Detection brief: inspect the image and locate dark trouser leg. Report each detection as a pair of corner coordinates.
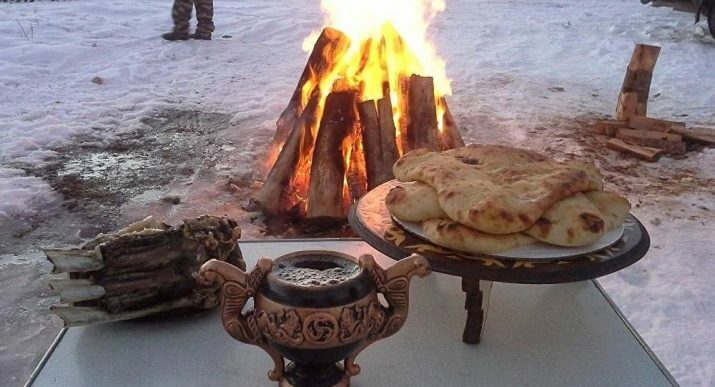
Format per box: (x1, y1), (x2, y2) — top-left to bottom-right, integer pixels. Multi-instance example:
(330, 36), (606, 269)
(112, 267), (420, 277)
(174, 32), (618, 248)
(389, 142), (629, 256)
(171, 0), (193, 34)
(194, 0), (214, 36)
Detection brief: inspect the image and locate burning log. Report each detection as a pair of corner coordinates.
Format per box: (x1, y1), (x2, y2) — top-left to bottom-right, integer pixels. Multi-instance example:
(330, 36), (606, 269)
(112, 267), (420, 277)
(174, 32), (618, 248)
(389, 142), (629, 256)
(347, 134), (368, 202)
(267, 28), (351, 166)
(255, 94), (320, 215)
(307, 91), (358, 220)
(403, 75), (441, 152)
(358, 98), (398, 189)
(440, 98), (465, 150)
(377, 95), (400, 163)
(617, 44), (661, 118)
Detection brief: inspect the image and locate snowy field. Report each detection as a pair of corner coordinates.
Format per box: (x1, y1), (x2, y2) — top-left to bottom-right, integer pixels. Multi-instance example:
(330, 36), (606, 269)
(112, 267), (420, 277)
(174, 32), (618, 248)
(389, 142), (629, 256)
(1, 0), (714, 385)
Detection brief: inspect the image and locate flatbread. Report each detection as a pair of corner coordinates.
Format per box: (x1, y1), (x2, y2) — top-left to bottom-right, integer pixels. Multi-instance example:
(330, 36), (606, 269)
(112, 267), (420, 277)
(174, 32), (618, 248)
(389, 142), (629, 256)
(584, 191), (631, 230)
(385, 182), (447, 222)
(422, 219), (536, 254)
(387, 182), (614, 247)
(393, 145), (603, 234)
(523, 193), (606, 247)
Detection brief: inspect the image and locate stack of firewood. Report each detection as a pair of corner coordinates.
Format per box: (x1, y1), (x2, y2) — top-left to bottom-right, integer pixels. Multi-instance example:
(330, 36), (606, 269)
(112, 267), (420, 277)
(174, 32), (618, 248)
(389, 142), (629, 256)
(593, 44), (715, 161)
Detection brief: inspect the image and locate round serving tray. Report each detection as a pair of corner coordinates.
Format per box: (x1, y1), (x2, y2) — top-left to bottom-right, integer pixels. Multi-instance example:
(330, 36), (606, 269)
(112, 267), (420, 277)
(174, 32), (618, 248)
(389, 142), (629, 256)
(349, 180), (650, 284)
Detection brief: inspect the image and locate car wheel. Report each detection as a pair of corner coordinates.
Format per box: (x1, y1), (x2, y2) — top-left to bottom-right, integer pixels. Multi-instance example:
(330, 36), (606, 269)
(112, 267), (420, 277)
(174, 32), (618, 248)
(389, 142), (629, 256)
(709, 6), (715, 38)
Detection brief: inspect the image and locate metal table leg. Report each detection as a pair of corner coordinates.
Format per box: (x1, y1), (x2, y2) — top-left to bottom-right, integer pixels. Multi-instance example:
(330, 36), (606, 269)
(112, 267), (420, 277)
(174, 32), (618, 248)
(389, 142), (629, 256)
(461, 277), (493, 344)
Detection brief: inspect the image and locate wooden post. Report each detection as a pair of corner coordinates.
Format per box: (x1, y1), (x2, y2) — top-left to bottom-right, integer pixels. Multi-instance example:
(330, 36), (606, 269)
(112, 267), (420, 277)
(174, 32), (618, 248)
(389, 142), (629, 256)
(307, 91), (358, 220)
(617, 44), (661, 118)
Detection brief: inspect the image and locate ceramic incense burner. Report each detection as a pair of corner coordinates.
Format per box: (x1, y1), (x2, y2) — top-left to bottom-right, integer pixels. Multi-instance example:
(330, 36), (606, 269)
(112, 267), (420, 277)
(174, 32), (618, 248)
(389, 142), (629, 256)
(198, 250), (430, 387)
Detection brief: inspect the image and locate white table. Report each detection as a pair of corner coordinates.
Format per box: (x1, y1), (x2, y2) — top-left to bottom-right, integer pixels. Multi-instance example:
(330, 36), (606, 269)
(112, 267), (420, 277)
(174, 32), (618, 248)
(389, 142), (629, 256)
(28, 239), (676, 387)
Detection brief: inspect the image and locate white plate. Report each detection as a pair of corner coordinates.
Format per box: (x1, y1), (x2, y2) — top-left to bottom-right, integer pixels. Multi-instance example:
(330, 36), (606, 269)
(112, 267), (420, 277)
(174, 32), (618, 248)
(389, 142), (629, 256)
(392, 216), (625, 260)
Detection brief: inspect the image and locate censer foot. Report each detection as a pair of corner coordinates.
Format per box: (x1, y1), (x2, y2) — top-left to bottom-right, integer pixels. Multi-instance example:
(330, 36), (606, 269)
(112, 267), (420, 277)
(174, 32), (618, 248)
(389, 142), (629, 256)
(279, 362), (350, 387)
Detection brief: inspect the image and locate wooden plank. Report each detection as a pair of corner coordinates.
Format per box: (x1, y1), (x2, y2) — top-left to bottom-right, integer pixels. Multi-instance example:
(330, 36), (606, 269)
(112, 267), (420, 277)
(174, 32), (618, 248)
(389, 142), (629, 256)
(670, 126), (715, 145)
(607, 138), (663, 161)
(629, 116), (686, 133)
(616, 128), (685, 155)
(593, 120), (629, 137)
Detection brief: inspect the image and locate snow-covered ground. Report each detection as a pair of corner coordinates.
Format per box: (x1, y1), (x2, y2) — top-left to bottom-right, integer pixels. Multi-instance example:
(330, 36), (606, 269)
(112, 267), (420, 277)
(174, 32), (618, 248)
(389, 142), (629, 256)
(1, 0), (713, 386)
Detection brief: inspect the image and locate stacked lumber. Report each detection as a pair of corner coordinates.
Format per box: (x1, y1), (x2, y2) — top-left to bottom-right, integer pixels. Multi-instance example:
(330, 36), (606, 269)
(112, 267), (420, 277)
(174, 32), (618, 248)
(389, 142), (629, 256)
(592, 43), (714, 161)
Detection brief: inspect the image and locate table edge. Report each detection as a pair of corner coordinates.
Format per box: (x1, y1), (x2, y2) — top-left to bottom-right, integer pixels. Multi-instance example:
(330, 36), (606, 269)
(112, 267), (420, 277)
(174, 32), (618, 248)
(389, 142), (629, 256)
(25, 327), (67, 387)
(592, 279), (678, 387)
(25, 239), (676, 387)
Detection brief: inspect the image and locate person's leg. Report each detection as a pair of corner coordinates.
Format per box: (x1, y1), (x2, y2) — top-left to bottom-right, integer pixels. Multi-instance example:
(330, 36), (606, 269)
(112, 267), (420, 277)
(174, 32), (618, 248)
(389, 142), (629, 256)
(163, 0), (193, 40)
(194, 0), (214, 39)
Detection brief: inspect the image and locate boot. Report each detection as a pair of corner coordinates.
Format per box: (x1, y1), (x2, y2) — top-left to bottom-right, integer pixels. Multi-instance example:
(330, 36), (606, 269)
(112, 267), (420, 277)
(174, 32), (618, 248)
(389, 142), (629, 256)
(162, 31), (190, 41)
(191, 32), (212, 40)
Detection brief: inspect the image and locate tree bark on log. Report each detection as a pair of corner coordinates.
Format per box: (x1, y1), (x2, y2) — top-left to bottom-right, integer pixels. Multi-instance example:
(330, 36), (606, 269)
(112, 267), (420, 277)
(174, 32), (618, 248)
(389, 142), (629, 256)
(307, 91), (358, 220)
(403, 75), (441, 152)
(254, 94), (320, 214)
(267, 28), (350, 167)
(618, 44), (661, 117)
(439, 98), (465, 150)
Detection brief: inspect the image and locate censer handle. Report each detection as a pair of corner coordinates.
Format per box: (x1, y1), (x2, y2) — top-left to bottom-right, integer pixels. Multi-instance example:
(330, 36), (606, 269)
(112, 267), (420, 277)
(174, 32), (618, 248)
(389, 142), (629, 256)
(198, 258), (285, 381)
(345, 253), (431, 376)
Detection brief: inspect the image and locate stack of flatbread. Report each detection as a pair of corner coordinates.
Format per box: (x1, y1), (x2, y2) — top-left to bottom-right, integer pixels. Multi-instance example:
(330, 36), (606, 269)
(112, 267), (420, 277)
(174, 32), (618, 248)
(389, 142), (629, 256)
(385, 145), (631, 254)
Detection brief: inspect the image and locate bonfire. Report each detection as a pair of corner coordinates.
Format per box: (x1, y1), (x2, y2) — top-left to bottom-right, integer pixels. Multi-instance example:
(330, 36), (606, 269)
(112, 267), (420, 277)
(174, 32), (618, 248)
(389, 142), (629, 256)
(255, 0), (464, 221)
